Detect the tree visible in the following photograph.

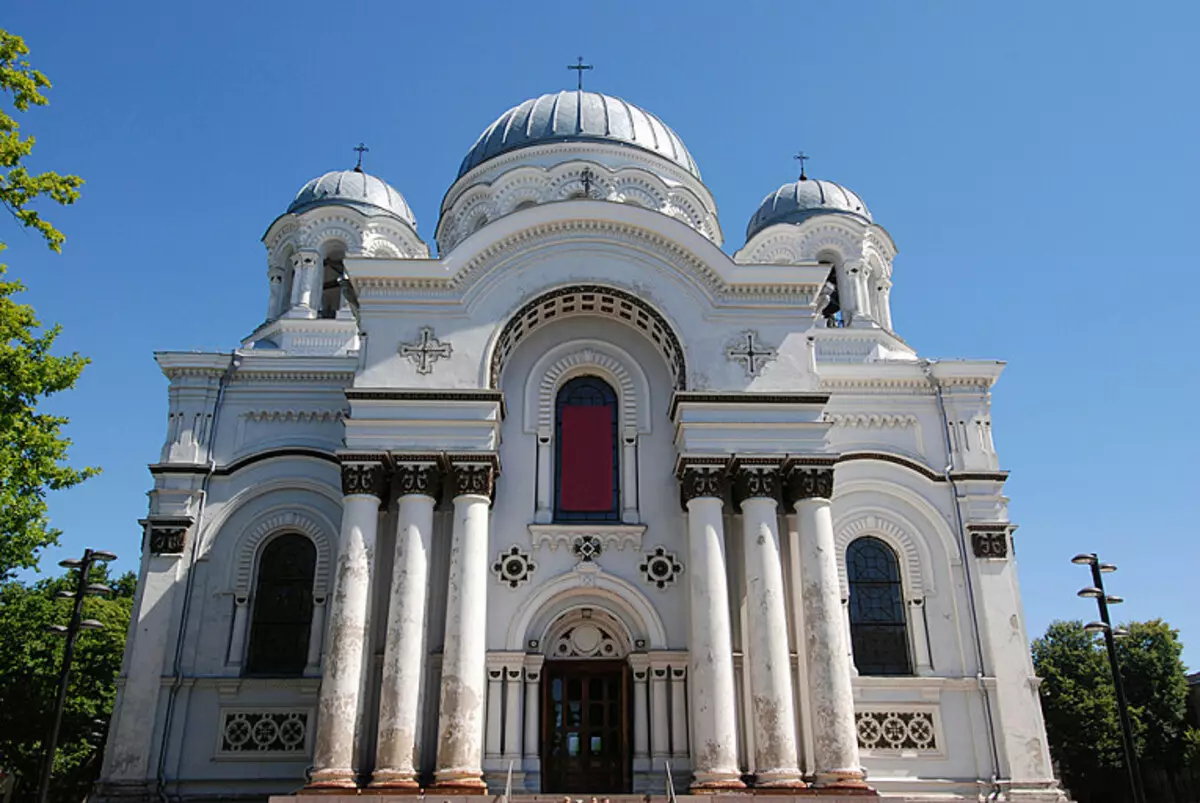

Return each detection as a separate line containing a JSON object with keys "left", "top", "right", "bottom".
{"left": 1033, "top": 619, "right": 1200, "bottom": 803}
{"left": 0, "top": 28, "right": 94, "bottom": 579}
{"left": 0, "top": 565, "right": 135, "bottom": 801}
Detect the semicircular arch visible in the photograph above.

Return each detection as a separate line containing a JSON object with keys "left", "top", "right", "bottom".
{"left": 523, "top": 339, "right": 651, "bottom": 435}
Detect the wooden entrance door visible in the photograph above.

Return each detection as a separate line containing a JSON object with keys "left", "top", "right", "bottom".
{"left": 542, "top": 660, "right": 630, "bottom": 793}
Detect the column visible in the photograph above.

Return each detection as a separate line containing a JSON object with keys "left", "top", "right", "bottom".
{"left": 309, "top": 458, "right": 387, "bottom": 789}
{"left": 650, "top": 660, "right": 670, "bottom": 765}
{"left": 678, "top": 462, "right": 744, "bottom": 790}
{"left": 629, "top": 654, "right": 651, "bottom": 771}
{"left": 266, "top": 265, "right": 285, "bottom": 321}
{"left": 286, "top": 250, "right": 320, "bottom": 318}
{"left": 485, "top": 664, "right": 504, "bottom": 761}
{"left": 622, "top": 427, "right": 639, "bottom": 523}
{"left": 535, "top": 432, "right": 552, "bottom": 523}
{"left": 432, "top": 458, "right": 497, "bottom": 792}
{"left": 503, "top": 665, "right": 523, "bottom": 763}
{"left": 670, "top": 666, "right": 689, "bottom": 760}
{"left": 371, "top": 462, "right": 440, "bottom": 789}
{"left": 305, "top": 595, "right": 326, "bottom": 674}
{"left": 785, "top": 462, "right": 869, "bottom": 789}
{"left": 733, "top": 463, "right": 805, "bottom": 787}
{"left": 227, "top": 596, "right": 249, "bottom": 667}
{"left": 522, "top": 655, "right": 544, "bottom": 775}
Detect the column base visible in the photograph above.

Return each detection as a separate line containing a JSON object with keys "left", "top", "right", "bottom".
{"left": 812, "top": 770, "right": 874, "bottom": 794}
{"left": 305, "top": 768, "right": 358, "bottom": 790}
{"left": 367, "top": 771, "right": 422, "bottom": 791}
{"left": 691, "top": 777, "right": 748, "bottom": 793}
{"left": 429, "top": 776, "right": 488, "bottom": 795}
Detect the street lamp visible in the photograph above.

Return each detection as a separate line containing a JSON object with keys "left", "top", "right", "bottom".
{"left": 36, "top": 548, "right": 117, "bottom": 803}
{"left": 1071, "top": 552, "right": 1144, "bottom": 803}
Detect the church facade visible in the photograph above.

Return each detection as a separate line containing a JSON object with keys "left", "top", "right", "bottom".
{"left": 95, "top": 90, "right": 1065, "bottom": 802}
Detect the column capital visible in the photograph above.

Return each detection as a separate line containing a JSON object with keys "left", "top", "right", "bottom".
{"left": 628, "top": 652, "right": 651, "bottom": 677}
{"left": 446, "top": 455, "right": 499, "bottom": 502}
{"left": 731, "top": 460, "right": 783, "bottom": 510}
{"left": 392, "top": 458, "right": 442, "bottom": 500}
{"left": 783, "top": 461, "right": 836, "bottom": 507}
{"left": 523, "top": 652, "right": 545, "bottom": 680}
{"left": 676, "top": 459, "right": 729, "bottom": 508}
{"left": 340, "top": 456, "right": 388, "bottom": 499}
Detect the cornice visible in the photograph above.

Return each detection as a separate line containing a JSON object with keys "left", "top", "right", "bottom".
{"left": 668, "top": 391, "right": 830, "bottom": 421}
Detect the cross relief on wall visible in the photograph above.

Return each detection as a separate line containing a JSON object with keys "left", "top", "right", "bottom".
{"left": 725, "top": 329, "right": 777, "bottom": 377}
{"left": 398, "top": 326, "right": 452, "bottom": 374}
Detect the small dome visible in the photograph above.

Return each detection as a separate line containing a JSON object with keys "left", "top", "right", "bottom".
{"left": 288, "top": 169, "right": 417, "bottom": 228}
{"left": 746, "top": 178, "right": 871, "bottom": 240}
{"left": 458, "top": 90, "right": 700, "bottom": 180}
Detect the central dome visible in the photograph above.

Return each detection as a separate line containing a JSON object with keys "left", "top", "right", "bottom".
{"left": 458, "top": 90, "right": 700, "bottom": 180}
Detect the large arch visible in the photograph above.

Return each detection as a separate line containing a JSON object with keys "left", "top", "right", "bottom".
{"left": 488, "top": 284, "right": 687, "bottom": 391}
{"left": 505, "top": 567, "right": 669, "bottom": 652}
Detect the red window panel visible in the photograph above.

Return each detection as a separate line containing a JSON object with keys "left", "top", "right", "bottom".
{"left": 558, "top": 404, "right": 614, "bottom": 512}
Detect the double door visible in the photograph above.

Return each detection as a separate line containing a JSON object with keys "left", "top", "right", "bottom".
{"left": 542, "top": 660, "right": 629, "bottom": 793}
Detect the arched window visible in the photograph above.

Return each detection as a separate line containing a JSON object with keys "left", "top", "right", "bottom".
{"left": 554, "top": 376, "right": 619, "bottom": 522}
{"left": 245, "top": 534, "right": 316, "bottom": 677}
{"left": 847, "top": 536, "right": 912, "bottom": 676}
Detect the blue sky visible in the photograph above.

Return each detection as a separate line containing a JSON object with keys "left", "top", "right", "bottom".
{"left": 6, "top": 2, "right": 1198, "bottom": 665}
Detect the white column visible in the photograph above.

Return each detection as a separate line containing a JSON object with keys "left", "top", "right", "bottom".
{"left": 309, "top": 460, "right": 385, "bottom": 789}
{"left": 535, "top": 432, "right": 552, "bottom": 524}
{"left": 670, "top": 666, "right": 689, "bottom": 760}
{"left": 734, "top": 465, "right": 805, "bottom": 787}
{"left": 503, "top": 665, "right": 523, "bottom": 762}
{"left": 629, "top": 654, "right": 651, "bottom": 770}
{"left": 650, "top": 661, "right": 670, "bottom": 764}
{"left": 305, "top": 595, "right": 326, "bottom": 674}
{"left": 787, "top": 463, "right": 869, "bottom": 790}
{"left": 227, "top": 596, "right": 249, "bottom": 667}
{"left": 785, "top": 514, "right": 817, "bottom": 776}
{"left": 371, "top": 465, "right": 439, "bottom": 789}
{"left": 622, "top": 427, "right": 639, "bottom": 523}
{"left": 522, "top": 655, "right": 544, "bottom": 773}
{"left": 266, "top": 266, "right": 285, "bottom": 321}
{"left": 485, "top": 665, "right": 504, "bottom": 760}
{"left": 910, "top": 598, "right": 933, "bottom": 675}
{"left": 432, "top": 460, "right": 496, "bottom": 792}
{"left": 679, "top": 463, "right": 744, "bottom": 790}
{"left": 287, "top": 250, "right": 320, "bottom": 318}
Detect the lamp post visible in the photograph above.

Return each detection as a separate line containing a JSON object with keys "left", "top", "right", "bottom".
{"left": 1072, "top": 552, "right": 1144, "bottom": 803}
{"left": 36, "top": 548, "right": 117, "bottom": 803}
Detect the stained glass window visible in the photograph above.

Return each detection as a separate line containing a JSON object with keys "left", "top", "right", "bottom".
{"left": 847, "top": 536, "right": 912, "bottom": 676}
{"left": 245, "top": 534, "right": 316, "bottom": 677}
{"left": 554, "top": 376, "right": 619, "bottom": 521}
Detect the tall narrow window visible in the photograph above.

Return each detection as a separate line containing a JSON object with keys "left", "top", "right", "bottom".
{"left": 554, "top": 376, "right": 619, "bottom": 521}
{"left": 847, "top": 536, "right": 912, "bottom": 676}
{"left": 245, "top": 534, "right": 316, "bottom": 677}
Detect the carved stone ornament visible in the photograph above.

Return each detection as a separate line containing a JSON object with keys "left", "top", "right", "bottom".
{"left": 220, "top": 711, "right": 308, "bottom": 754}
{"left": 732, "top": 464, "right": 781, "bottom": 507}
{"left": 148, "top": 526, "right": 188, "bottom": 555}
{"left": 971, "top": 530, "right": 1009, "bottom": 559}
{"left": 492, "top": 546, "right": 536, "bottom": 588}
{"left": 341, "top": 461, "right": 387, "bottom": 498}
{"left": 784, "top": 465, "right": 834, "bottom": 505}
{"left": 640, "top": 546, "right": 684, "bottom": 590}
{"left": 725, "top": 330, "right": 777, "bottom": 377}
{"left": 678, "top": 465, "right": 727, "bottom": 507}
{"left": 449, "top": 461, "right": 496, "bottom": 501}
{"left": 572, "top": 535, "right": 603, "bottom": 563}
{"left": 856, "top": 710, "right": 938, "bottom": 752}
{"left": 398, "top": 326, "right": 452, "bottom": 375}
{"left": 394, "top": 462, "right": 441, "bottom": 498}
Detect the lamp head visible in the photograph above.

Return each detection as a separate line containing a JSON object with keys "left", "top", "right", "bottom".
{"left": 1099, "top": 563, "right": 1117, "bottom": 573}
{"left": 58, "top": 559, "right": 82, "bottom": 569}
{"left": 1084, "top": 621, "right": 1109, "bottom": 634}
{"left": 91, "top": 550, "right": 118, "bottom": 562}
{"left": 1113, "top": 627, "right": 1130, "bottom": 638}
{"left": 1105, "top": 595, "right": 1124, "bottom": 604}
{"left": 1071, "top": 553, "right": 1097, "bottom": 565}
{"left": 1077, "top": 587, "right": 1103, "bottom": 599}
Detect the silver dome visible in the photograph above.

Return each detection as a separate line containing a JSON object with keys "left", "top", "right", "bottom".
{"left": 458, "top": 91, "right": 700, "bottom": 179}
{"left": 288, "top": 169, "right": 417, "bottom": 227}
{"left": 746, "top": 178, "right": 871, "bottom": 240}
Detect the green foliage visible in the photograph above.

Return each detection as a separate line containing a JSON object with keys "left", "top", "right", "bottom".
{"left": 1033, "top": 619, "right": 1200, "bottom": 803}
{"left": 0, "top": 564, "right": 135, "bottom": 801}
{"left": 0, "top": 28, "right": 95, "bottom": 579}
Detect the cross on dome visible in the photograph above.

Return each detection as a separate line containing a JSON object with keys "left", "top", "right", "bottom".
{"left": 794, "top": 151, "right": 809, "bottom": 181}
{"left": 353, "top": 142, "right": 369, "bottom": 172}
{"left": 567, "top": 56, "right": 593, "bottom": 90}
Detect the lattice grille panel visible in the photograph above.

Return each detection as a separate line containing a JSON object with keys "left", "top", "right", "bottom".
{"left": 219, "top": 711, "right": 309, "bottom": 754}
{"left": 856, "top": 710, "right": 938, "bottom": 752}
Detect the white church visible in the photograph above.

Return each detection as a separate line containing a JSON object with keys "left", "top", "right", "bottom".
{"left": 95, "top": 86, "right": 1066, "bottom": 803}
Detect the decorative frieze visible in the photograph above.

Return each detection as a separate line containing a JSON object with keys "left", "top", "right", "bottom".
{"left": 448, "top": 459, "right": 497, "bottom": 501}
{"left": 394, "top": 462, "right": 441, "bottom": 499}
{"left": 855, "top": 710, "right": 938, "bottom": 753}
{"left": 784, "top": 464, "right": 835, "bottom": 504}
{"left": 492, "top": 546, "right": 536, "bottom": 588}
{"left": 640, "top": 547, "right": 684, "bottom": 590}
{"left": 340, "top": 461, "right": 387, "bottom": 498}
{"left": 219, "top": 710, "right": 310, "bottom": 754}
{"left": 527, "top": 524, "right": 645, "bottom": 554}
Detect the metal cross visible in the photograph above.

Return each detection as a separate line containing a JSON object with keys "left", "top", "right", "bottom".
{"left": 567, "top": 56, "right": 593, "bottom": 90}
{"left": 353, "top": 142, "right": 369, "bottom": 171}
{"left": 399, "top": 327, "right": 452, "bottom": 375}
{"left": 726, "top": 330, "right": 777, "bottom": 377}
{"left": 794, "top": 151, "right": 809, "bottom": 180}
